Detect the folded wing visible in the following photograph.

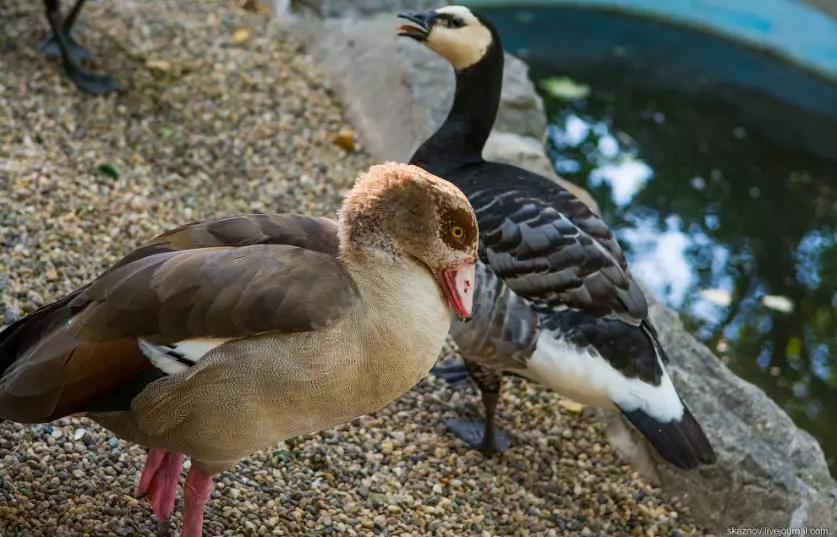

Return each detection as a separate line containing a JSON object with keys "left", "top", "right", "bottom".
{"left": 0, "top": 214, "right": 358, "bottom": 422}
{"left": 460, "top": 163, "right": 648, "bottom": 325}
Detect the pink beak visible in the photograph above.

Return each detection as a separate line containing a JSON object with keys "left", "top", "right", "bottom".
{"left": 437, "top": 260, "right": 476, "bottom": 322}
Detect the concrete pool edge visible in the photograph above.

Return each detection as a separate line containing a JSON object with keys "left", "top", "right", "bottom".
{"left": 463, "top": 0, "right": 837, "bottom": 83}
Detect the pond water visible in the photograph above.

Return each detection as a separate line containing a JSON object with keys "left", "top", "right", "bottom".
{"left": 483, "top": 5, "right": 837, "bottom": 475}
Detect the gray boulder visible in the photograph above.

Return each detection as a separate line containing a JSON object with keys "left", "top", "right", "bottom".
{"left": 287, "top": 4, "right": 837, "bottom": 533}
{"left": 603, "top": 291, "right": 837, "bottom": 531}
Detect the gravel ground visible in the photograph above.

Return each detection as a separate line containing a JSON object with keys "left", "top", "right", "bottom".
{"left": 0, "top": 0, "right": 710, "bottom": 535}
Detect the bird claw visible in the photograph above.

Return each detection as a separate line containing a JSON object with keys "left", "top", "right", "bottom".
{"left": 156, "top": 518, "right": 172, "bottom": 537}
{"left": 137, "top": 450, "right": 183, "bottom": 536}
{"left": 38, "top": 33, "right": 94, "bottom": 64}
{"left": 444, "top": 418, "right": 511, "bottom": 456}
{"left": 64, "top": 60, "right": 119, "bottom": 95}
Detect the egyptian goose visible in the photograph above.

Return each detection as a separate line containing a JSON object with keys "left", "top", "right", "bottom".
{"left": 0, "top": 162, "right": 479, "bottom": 536}
{"left": 397, "top": 6, "right": 717, "bottom": 469}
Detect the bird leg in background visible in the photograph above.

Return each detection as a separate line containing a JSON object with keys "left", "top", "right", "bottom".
{"left": 444, "top": 360, "right": 511, "bottom": 456}
{"left": 39, "top": 0, "right": 91, "bottom": 63}
{"left": 137, "top": 449, "right": 184, "bottom": 536}
{"left": 182, "top": 466, "right": 217, "bottom": 537}
{"left": 41, "top": 0, "right": 118, "bottom": 94}
{"left": 438, "top": 261, "right": 537, "bottom": 455}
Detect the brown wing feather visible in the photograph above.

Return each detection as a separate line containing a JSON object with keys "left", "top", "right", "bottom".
{"left": 112, "top": 214, "right": 340, "bottom": 269}
{"left": 0, "top": 214, "right": 353, "bottom": 423}
{"left": 69, "top": 244, "right": 357, "bottom": 343}
{"left": 53, "top": 339, "right": 149, "bottom": 421}
{"left": 0, "top": 311, "right": 149, "bottom": 422}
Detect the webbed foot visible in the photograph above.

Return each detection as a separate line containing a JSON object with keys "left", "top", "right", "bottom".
{"left": 445, "top": 418, "right": 511, "bottom": 457}
{"left": 64, "top": 60, "right": 118, "bottom": 94}
{"left": 431, "top": 359, "right": 472, "bottom": 390}
{"left": 38, "top": 33, "right": 93, "bottom": 63}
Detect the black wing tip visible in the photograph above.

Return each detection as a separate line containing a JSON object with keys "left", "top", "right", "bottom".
{"left": 619, "top": 404, "right": 718, "bottom": 470}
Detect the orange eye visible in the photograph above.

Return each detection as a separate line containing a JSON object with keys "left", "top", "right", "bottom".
{"left": 451, "top": 226, "right": 464, "bottom": 239}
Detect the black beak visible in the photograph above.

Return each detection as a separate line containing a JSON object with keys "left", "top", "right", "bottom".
{"left": 397, "top": 11, "right": 434, "bottom": 41}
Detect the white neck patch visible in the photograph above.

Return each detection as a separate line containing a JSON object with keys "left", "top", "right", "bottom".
{"left": 426, "top": 6, "right": 494, "bottom": 71}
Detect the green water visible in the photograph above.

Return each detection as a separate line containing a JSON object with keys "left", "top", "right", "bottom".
{"left": 485, "top": 6, "right": 837, "bottom": 475}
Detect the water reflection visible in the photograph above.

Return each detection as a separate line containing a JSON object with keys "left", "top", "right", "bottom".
{"left": 540, "top": 83, "right": 837, "bottom": 474}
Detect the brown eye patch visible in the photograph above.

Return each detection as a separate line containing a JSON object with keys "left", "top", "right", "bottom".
{"left": 439, "top": 205, "right": 478, "bottom": 252}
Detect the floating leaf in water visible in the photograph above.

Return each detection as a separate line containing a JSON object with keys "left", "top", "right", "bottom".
{"left": 762, "top": 294, "right": 794, "bottom": 313}
{"left": 699, "top": 288, "right": 732, "bottom": 307}
{"left": 514, "top": 11, "right": 536, "bottom": 23}
{"left": 615, "top": 131, "right": 636, "bottom": 146}
{"left": 93, "top": 163, "right": 120, "bottom": 180}
{"left": 233, "top": 28, "right": 251, "bottom": 44}
{"left": 538, "top": 76, "right": 590, "bottom": 101}
{"left": 612, "top": 45, "right": 628, "bottom": 57}
{"left": 786, "top": 337, "right": 803, "bottom": 358}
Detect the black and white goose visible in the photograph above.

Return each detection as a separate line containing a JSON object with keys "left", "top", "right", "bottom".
{"left": 397, "top": 5, "right": 717, "bottom": 469}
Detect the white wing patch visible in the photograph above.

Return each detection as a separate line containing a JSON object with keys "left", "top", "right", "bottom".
{"left": 139, "top": 338, "right": 234, "bottom": 375}
{"left": 513, "top": 333, "right": 685, "bottom": 423}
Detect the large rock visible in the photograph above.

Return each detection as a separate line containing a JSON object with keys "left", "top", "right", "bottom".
{"left": 602, "top": 291, "right": 837, "bottom": 531}
{"left": 287, "top": 3, "right": 837, "bottom": 533}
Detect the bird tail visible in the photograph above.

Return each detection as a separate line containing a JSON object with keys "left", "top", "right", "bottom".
{"left": 0, "top": 297, "right": 76, "bottom": 379}
{"left": 618, "top": 402, "right": 717, "bottom": 470}
{"left": 0, "top": 290, "right": 155, "bottom": 422}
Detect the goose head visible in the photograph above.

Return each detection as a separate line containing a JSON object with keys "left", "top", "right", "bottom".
{"left": 397, "top": 5, "right": 497, "bottom": 71}
{"left": 338, "top": 162, "right": 479, "bottom": 321}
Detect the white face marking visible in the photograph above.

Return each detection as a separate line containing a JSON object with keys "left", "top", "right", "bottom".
{"left": 513, "top": 334, "right": 685, "bottom": 423}
{"left": 426, "top": 6, "right": 494, "bottom": 71}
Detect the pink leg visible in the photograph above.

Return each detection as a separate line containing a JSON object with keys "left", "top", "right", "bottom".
{"left": 137, "top": 449, "right": 184, "bottom": 534}
{"left": 181, "top": 465, "right": 216, "bottom": 537}
{"left": 137, "top": 449, "right": 167, "bottom": 495}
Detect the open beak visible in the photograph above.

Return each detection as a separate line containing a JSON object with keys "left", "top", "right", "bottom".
{"left": 397, "top": 11, "right": 433, "bottom": 41}
{"left": 437, "top": 260, "right": 476, "bottom": 322}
